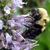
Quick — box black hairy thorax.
[24,24,42,39]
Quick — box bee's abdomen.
[24,24,43,39]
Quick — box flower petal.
[0,20,3,30]
[4,6,11,14]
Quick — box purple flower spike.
[0,0,39,50]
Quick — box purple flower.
[0,32,6,49]
[12,15,32,28]
[6,33,12,44]
[0,20,3,30]
[11,29,24,42]
[11,41,20,50]
[4,6,11,14]
[12,0,27,8]
[7,20,16,28]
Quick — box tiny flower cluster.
[0,0,38,50]
[4,0,27,14]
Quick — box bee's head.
[28,8,38,14]
[28,8,41,21]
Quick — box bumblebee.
[24,8,49,39]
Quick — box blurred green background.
[17,0,50,50]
